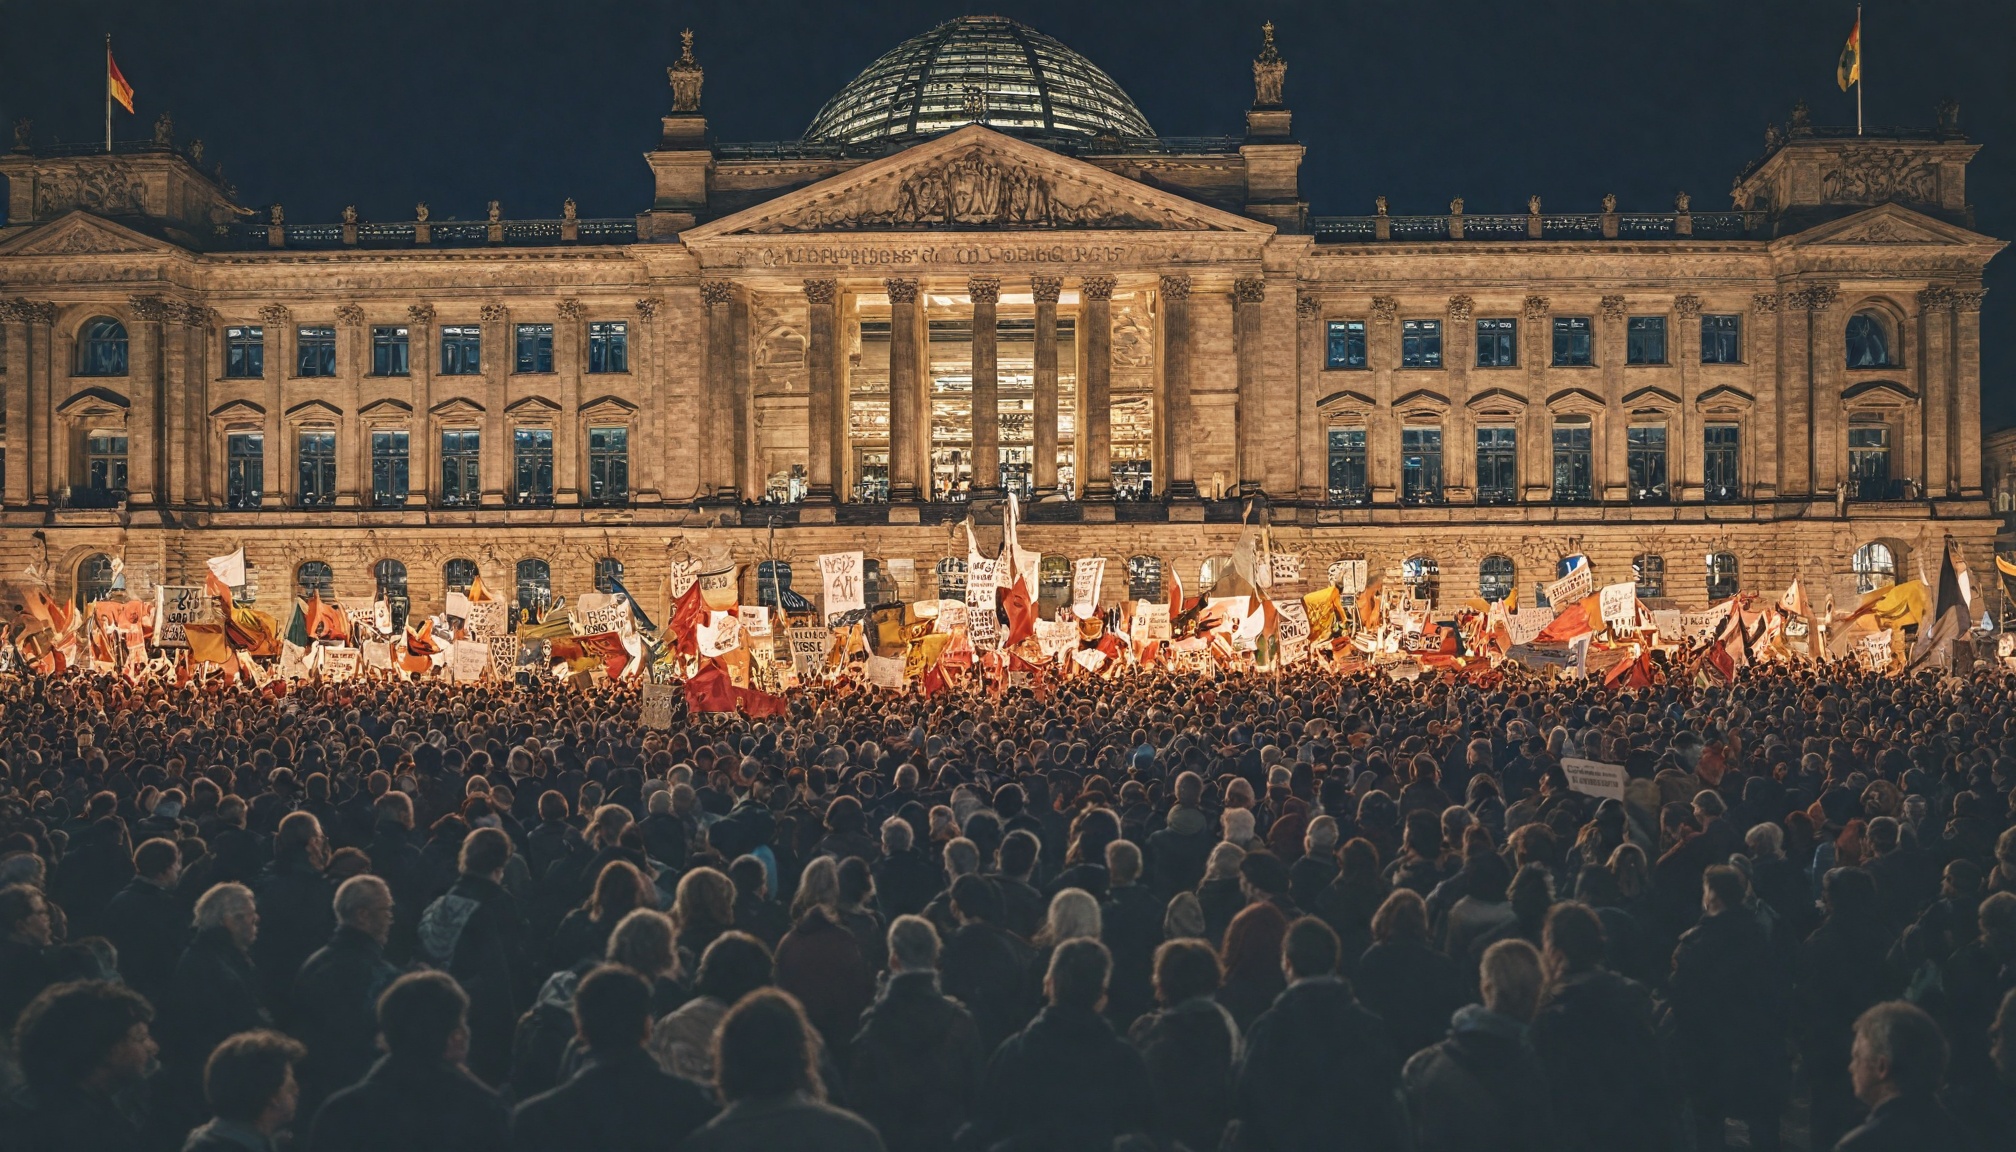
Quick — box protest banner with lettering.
[698,611,742,657]
[1071,557,1105,617]
[322,647,360,681]
[1507,607,1556,646]
[738,605,773,638]
[450,640,491,682]
[965,558,999,651]
[152,585,211,649]
[1329,559,1368,595]
[1277,599,1312,665]
[1860,630,1895,667]
[818,552,866,623]
[1599,582,1638,630]
[1270,553,1303,585]
[935,601,968,633]
[1036,618,1078,658]
[1544,565,1594,609]
[787,626,830,677]
[668,556,704,600]
[462,601,507,641]
[641,682,677,730]
[864,653,908,689]
[361,641,393,671]
[1561,757,1628,801]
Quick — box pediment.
[1318,388,1375,412]
[1696,384,1755,410]
[1842,378,1917,403]
[1546,387,1606,413]
[580,394,639,417]
[210,399,265,420]
[1622,385,1681,408]
[1394,388,1450,416]
[685,126,1273,240]
[286,399,343,422]
[1784,203,1995,249]
[0,211,172,257]
[58,386,129,416]
[429,397,485,417]
[1466,386,1528,413]
[505,395,563,416]
[358,398,414,418]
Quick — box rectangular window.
[513,427,554,505]
[1704,424,1740,502]
[1327,428,1367,505]
[370,430,409,506]
[1325,320,1367,369]
[86,434,128,492]
[589,322,629,374]
[1626,316,1667,365]
[1849,425,1892,500]
[1552,316,1593,366]
[1400,319,1442,368]
[1476,426,1518,503]
[1552,423,1593,501]
[1476,318,1517,367]
[514,324,554,374]
[440,430,481,506]
[1701,314,1742,364]
[1401,426,1444,504]
[296,430,336,507]
[224,326,264,379]
[226,433,263,510]
[587,426,629,504]
[1627,425,1669,501]
[440,326,482,375]
[296,326,336,377]
[371,326,410,376]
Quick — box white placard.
[152,585,211,649]
[1651,610,1685,639]
[1561,757,1627,801]
[818,552,866,622]
[668,556,704,600]
[1036,618,1077,657]
[1270,554,1303,584]
[1544,565,1594,608]
[1071,557,1105,617]
[361,641,394,670]
[450,640,491,682]
[787,626,830,677]
[322,647,360,681]
[965,558,999,651]
[1507,607,1556,646]
[698,611,742,657]
[1277,599,1312,665]
[936,601,968,632]
[446,591,472,619]
[1599,582,1638,629]
[738,605,773,638]
[1329,559,1368,595]
[864,653,908,689]
[462,601,507,641]
[641,682,677,729]
[1072,647,1108,673]
[1140,603,1172,641]
[279,643,307,680]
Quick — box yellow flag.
[1837,15,1861,91]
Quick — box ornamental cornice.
[128,295,177,322]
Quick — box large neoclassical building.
[0,16,2001,623]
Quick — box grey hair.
[943,837,980,878]
[881,816,914,854]
[1745,822,1784,860]
[333,874,391,927]
[193,882,255,930]
[887,914,940,972]
[1305,816,1340,853]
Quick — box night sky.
[3,1,2012,424]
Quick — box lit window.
[1845,312,1891,368]
[1704,424,1739,502]
[376,560,409,629]
[1853,542,1896,593]
[1707,552,1739,601]
[1327,428,1367,505]
[1401,427,1443,504]
[1627,426,1668,502]
[1632,554,1666,598]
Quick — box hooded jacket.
[1234,975,1405,1152]
[1401,1004,1554,1152]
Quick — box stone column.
[1521,296,1551,501]
[1,304,32,507]
[259,304,289,507]
[968,276,1001,499]
[407,305,436,508]
[1369,296,1399,504]
[124,297,167,511]
[1674,294,1703,500]
[886,278,922,502]
[555,299,585,504]
[1444,294,1474,501]
[1803,284,1843,498]
[336,304,366,507]
[174,303,212,506]
[699,281,733,497]
[1295,294,1323,502]
[633,297,664,503]
[1956,289,1985,495]
[479,303,510,505]
[1161,274,1196,499]
[1233,276,1266,495]
[1031,275,1062,498]
[1748,294,1780,500]
[1599,295,1627,501]
[1079,276,1115,499]
[802,279,838,503]
[26,303,54,504]
[1918,287,1954,498]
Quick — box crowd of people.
[1,658,2015,1151]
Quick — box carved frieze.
[1955,289,1985,313]
[128,295,176,322]
[1821,150,1939,205]
[1159,275,1192,301]
[479,303,510,323]
[1296,294,1320,320]
[1599,295,1626,321]
[699,281,734,307]
[1370,296,1397,324]
[408,303,437,325]
[802,279,838,305]
[1523,295,1550,321]
[335,304,366,327]
[1674,295,1703,319]
[1916,287,1954,313]
[884,278,919,305]
[554,299,585,321]
[635,297,663,322]
[258,303,290,326]
[1752,293,1781,314]
[30,159,147,217]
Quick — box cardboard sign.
[1860,630,1895,667]
[738,605,773,638]
[864,653,908,689]
[1132,602,1173,642]
[450,640,491,682]
[1507,607,1556,646]
[446,591,472,619]
[1544,565,1594,609]
[152,585,212,649]
[322,647,360,681]
[578,596,631,638]
[1561,757,1628,801]
[787,626,829,677]
[641,682,677,729]
[935,600,968,633]
[818,552,866,622]
[1330,559,1368,595]
[1277,599,1312,665]
[668,556,704,600]
[462,601,507,641]
[1071,557,1105,617]
[1599,582,1638,630]
[361,641,394,671]
[1676,604,1732,642]
[698,611,742,657]
[1036,618,1078,657]
[965,557,999,651]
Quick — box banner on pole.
[1071,558,1105,617]
[1544,565,1594,608]
[818,552,866,623]
[1599,582,1638,630]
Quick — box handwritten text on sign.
[817,552,866,622]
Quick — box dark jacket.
[162,926,270,1075]
[940,920,1034,1052]
[252,854,337,1014]
[1234,975,1406,1152]
[1198,876,1245,947]
[1668,908,1791,1113]
[1127,994,1240,1152]
[1146,811,1216,899]
[0,937,60,1038]
[1099,882,1164,1027]
[637,812,688,869]
[871,849,939,921]
[978,1003,1153,1152]
[509,1046,715,1152]
[1401,1004,1554,1152]
[847,970,984,1152]
[292,926,402,1110]
[2,1081,158,1152]
[308,1053,511,1152]
[1354,936,1471,1062]
[679,1093,886,1152]
[1288,853,1338,913]
[1834,1092,1978,1152]
[1527,967,1669,1152]
[774,907,875,1055]
[103,876,187,1004]
[418,875,530,1084]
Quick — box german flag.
[107,48,135,114]
[1836,13,1861,91]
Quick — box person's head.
[791,856,841,922]
[886,915,940,975]
[1205,840,1245,882]
[1542,901,1608,979]
[376,971,470,1063]
[950,872,1003,926]
[589,860,649,924]
[607,908,679,980]
[1044,937,1111,1012]
[713,988,823,1103]
[1480,939,1545,1023]
[274,811,328,869]
[1038,888,1103,947]
[573,965,653,1054]
[1151,938,1222,1006]
[694,931,774,1004]
[133,838,181,886]
[943,837,980,879]
[1370,887,1430,945]
[1823,866,1879,919]
[1304,815,1339,858]
[728,855,769,900]
[1745,822,1784,861]
[1282,916,1341,982]
[458,826,513,879]
[674,867,736,934]
[194,882,259,951]
[0,882,53,946]
[202,1030,304,1134]
[15,980,156,1096]
[1850,1001,1950,1107]
[880,816,914,855]
[1221,901,1290,982]
[1979,892,2016,955]
[1701,864,1747,916]
[333,874,394,946]
[1106,839,1143,887]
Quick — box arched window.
[1632,554,1666,599]
[296,561,334,600]
[1038,556,1072,613]
[443,558,479,593]
[1478,555,1515,603]
[935,556,967,600]
[1845,311,1893,368]
[1402,555,1439,603]
[1853,542,1897,594]
[1707,552,1739,601]
[75,553,116,608]
[516,559,552,618]
[595,557,624,594]
[376,560,409,630]
[77,318,128,376]
[1199,554,1234,591]
[1127,555,1164,600]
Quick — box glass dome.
[803,16,1155,146]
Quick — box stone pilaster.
[1232,277,1266,495]
[1444,294,1474,501]
[0,303,30,507]
[1079,276,1116,499]
[1520,295,1551,501]
[1673,294,1702,501]
[632,296,664,503]
[124,296,170,511]
[407,303,435,508]
[1955,288,1985,495]
[1749,293,1780,500]
[1294,293,1323,503]
[336,304,366,508]
[802,279,838,503]
[1917,287,1954,498]
[1369,295,1399,505]
[1031,275,1062,498]
[259,304,289,507]
[1160,274,1196,499]
[554,298,584,505]
[1801,283,1842,498]
[478,302,510,506]
[702,281,735,499]
[1599,294,1627,501]
[968,277,1001,499]
[886,278,921,502]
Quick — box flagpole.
[1856,5,1864,136]
[104,35,113,153]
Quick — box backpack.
[417,891,481,966]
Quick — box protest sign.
[1277,599,1312,665]
[1507,607,1556,646]
[462,601,507,641]
[489,636,520,678]
[738,605,773,638]
[818,552,866,622]
[1072,647,1108,674]
[361,641,394,671]
[668,556,704,600]
[1329,559,1368,594]
[698,611,742,657]
[450,640,491,682]
[641,682,677,729]
[1544,565,1594,608]
[1071,557,1105,617]
[965,557,999,651]
[1561,757,1628,801]
[864,653,908,689]
[787,626,829,677]
[1036,618,1078,657]
[152,585,211,649]
[1599,582,1638,630]
[1270,553,1303,585]
[322,647,360,681]
[935,601,968,633]
[446,591,472,620]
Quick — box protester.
[183,1030,306,1152]
[680,988,884,1152]
[847,916,983,1152]
[307,971,510,1152]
